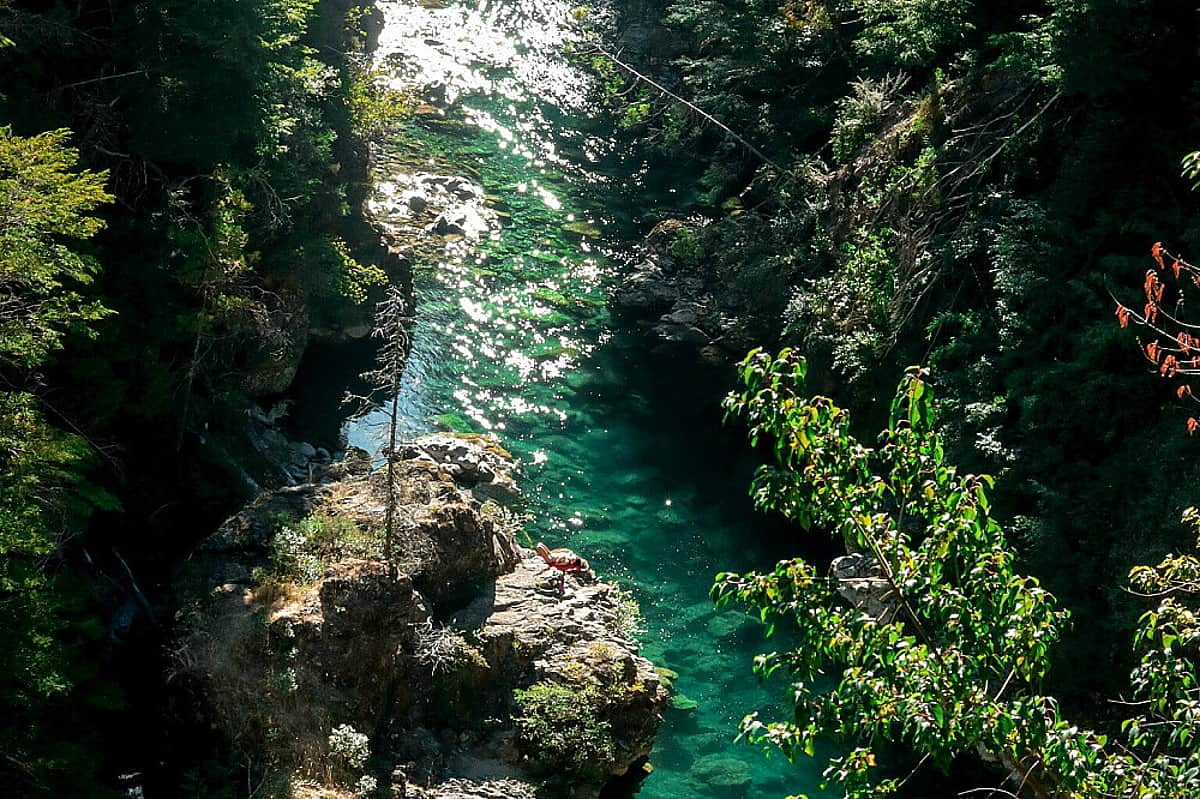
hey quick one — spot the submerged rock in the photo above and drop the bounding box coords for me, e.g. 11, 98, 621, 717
705, 610, 754, 639
671, 694, 699, 711
429, 204, 491, 239
562, 220, 601, 238
690, 754, 752, 790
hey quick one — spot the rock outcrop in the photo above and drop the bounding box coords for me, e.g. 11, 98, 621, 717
398, 433, 521, 503
175, 434, 665, 798
829, 552, 899, 621
613, 222, 757, 357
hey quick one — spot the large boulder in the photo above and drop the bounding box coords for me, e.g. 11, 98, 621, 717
399, 433, 521, 503
174, 436, 664, 798
189, 436, 519, 607
238, 287, 311, 397
829, 552, 899, 621
455, 557, 667, 786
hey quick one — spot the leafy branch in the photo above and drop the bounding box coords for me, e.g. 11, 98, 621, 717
717, 347, 1200, 797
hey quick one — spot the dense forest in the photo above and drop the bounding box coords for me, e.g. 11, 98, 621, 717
598, 0, 1200, 794
5, 0, 1200, 796
0, 0, 403, 793
604, 0, 1200, 693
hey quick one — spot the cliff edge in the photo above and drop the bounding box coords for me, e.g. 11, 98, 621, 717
173, 434, 665, 798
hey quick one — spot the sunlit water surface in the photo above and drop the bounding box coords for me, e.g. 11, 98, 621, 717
348, 1, 831, 796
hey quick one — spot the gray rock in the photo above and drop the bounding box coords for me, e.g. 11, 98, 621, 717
429, 205, 490, 239
248, 400, 292, 426
405, 191, 430, 213
444, 177, 480, 200
690, 754, 752, 789
830, 552, 898, 621
614, 261, 680, 310
177, 433, 665, 797
400, 433, 521, 502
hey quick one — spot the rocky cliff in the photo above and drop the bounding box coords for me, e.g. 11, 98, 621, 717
174, 434, 665, 798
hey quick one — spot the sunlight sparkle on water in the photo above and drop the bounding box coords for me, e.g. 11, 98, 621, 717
535, 185, 562, 210
350, 1, 828, 796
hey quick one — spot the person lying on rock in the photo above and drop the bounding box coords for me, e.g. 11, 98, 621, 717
535, 542, 590, 596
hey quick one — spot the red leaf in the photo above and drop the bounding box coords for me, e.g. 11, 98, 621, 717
1188, 417, 1198, 436
1153, 241, 1165, 269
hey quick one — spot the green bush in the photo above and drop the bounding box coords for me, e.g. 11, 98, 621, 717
513, 681, 616, 782
266, 511, 380, 585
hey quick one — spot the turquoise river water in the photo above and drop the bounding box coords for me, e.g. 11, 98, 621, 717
346, 1, 832, 796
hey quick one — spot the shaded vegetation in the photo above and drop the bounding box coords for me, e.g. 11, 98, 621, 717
717, 349, 1200, 797
0, 0, 404, 792
607, 0, 1200, 711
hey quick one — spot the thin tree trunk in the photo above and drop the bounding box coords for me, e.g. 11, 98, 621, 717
176, 286, 208, 454
384, 370, 399, 576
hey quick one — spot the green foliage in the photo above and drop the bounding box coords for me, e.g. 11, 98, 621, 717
640, 0, 1200, 722
719, 349, 1200, 796
480, 498, 533, 548
265, 511, 378, 584
619, 98, 652, 130
831, 75, 907, 164
327, 237, 386, 304
666, 226, 705, 263
800, 227, 897, 379
611, 585, 646, 645
513, 681, 617, 782
0, 122, 119, 793
327, 723, 370, 770
0, 394, 82, 700
0, 126, 112, 367
1183, 150, 1200, 192
345, 61, 415, 141
846, 0, 974, 67
0, 390, 116, 791
0, 0, 396, 791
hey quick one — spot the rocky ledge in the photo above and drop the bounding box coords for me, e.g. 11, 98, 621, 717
613, 220, 758, 358
174, 433, 665, 798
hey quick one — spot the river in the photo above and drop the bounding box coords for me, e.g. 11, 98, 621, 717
346, 1, 831, 796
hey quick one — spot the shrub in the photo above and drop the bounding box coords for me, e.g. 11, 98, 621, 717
267, 511, 380, 585
353, 775, 377, 797
327, 724, 370, 771
345, 60, 415, 141
831, 74, 908, 164
512, 681, 615, 782
479, 499, 532, 548
412, 620, 475, 676
610, 586, 645, 645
